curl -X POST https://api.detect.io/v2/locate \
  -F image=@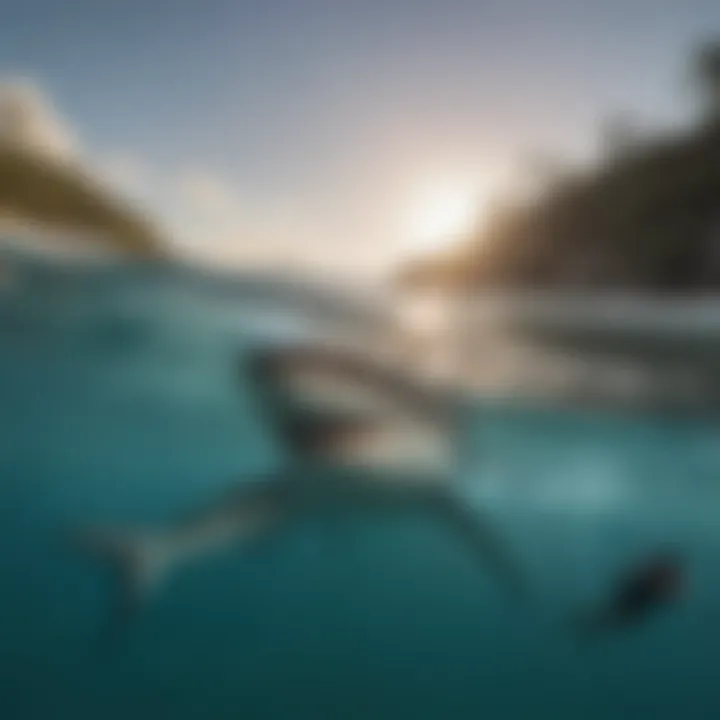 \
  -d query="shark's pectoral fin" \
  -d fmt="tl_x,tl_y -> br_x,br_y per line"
431,492 -> 528,599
